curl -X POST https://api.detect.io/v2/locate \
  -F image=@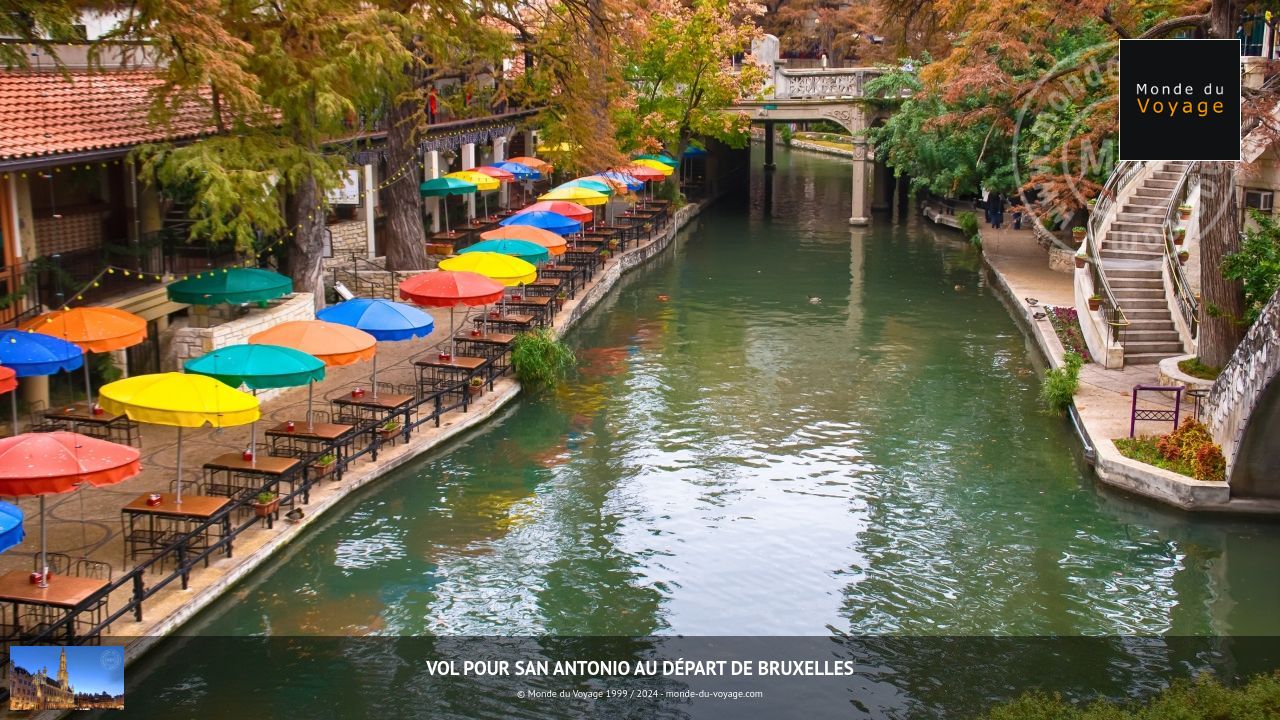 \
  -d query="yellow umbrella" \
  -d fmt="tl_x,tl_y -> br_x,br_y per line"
579,174 -> 630,195
444,171 -> 500,191
538,186 -> 608,206
438,252 -> 537,286
99,372 -> 260,503
633,158 -> 674,176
